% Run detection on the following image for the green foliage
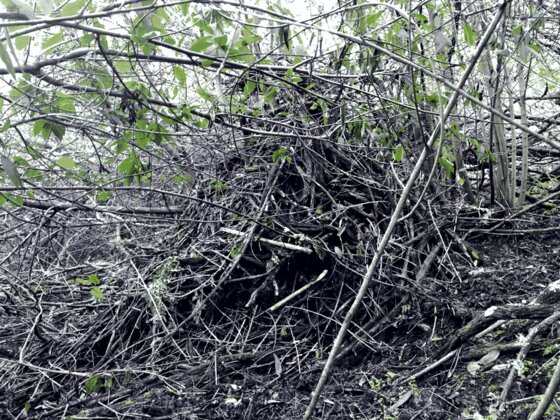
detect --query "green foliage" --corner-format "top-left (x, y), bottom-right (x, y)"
top-left (393, 145), bottom-right (404, 163)
top-left (368, 377), bottom-right (383, 391)
top-left (0, 119), bottom-right (9, 132)
top-left (15, 35), bottom-right (31, 50)
top-left (75, 274), bottom-right (100, 286)
top-left (209, 179), bottom-right (228, 193)
top-left (117, 150), bottom-right (146, 186)
top-left (172, 65), bottom-right (187, 86)
top-left (72, 275), bottom-right (103, 302)
top-left (96, 190), bottom-right (112, 202)
top-left (104, 375), bottom-right (113, 390)
top-left (0, 193), bottom-right (23, 207)
top-left (520, 359), bottom-right (533, 379)
top-left (83, 373), bottom-right (113, 395)
top-left (0, 41), bottom-right (15, 79)
top-left (271, 147), bottom-right (292, 164)
top-left (546, 401), bottom-right (560, 416)
top-left (263, 86), bottom-right (278, 106)
top-left (229, 245), bottom-right (242, 257)
top-left (470, 250), bottom-right (480, 265)
top-left (90, 287), bottom-right (104, 301)
top-left (80, 34), bottom-right (94, 47)
top-left (543, 344), bottom-right (560, 356)
top-left (1, 155), bottom-right (23, 187)
top-left (84, 374), bottom-right (101, 394)
top-left (42, 31), bottom-right (64, 50)
top-left (190, 36), bottom-right (213, 53)
top-left (196, 87), bottom-right (215, 103)
top-left (53, 93), bottom-right (76, 113)
top-left (463, 23), bottom-right (477, 46)
top-left (33, 120), bottom-right (65, 141)
top-left (56, 156), bottom-right (77, 170)
top-left (61, 0), bottom-right (85, 17)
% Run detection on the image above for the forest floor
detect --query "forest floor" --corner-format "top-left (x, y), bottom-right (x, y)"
top-left (178, 225), bottom-right (560, 420)
top-left (2, 200), bottom-right (560, 420)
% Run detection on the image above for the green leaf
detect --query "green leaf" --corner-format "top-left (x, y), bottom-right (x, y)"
top-left (117, 151), bottom-right (143, 185)
top-left (413, 13), bottom-right (428, 25)
top-left (56, 156), bottom-right (77, 170)
top-left (54, 94), bottom-right (76, 113)
top-left (114, 140), bottom-right (128, 154)
top-left (114, 60), bottom-right (131, 74)
top-left (393, 145), bottom-right (404, 162)
top-left (366, 11), bottom-right (383, 27)
top-left (196, 87), bottom-right (215, 102)
top-left (438, 156), bottom-right (454, 178)
top-left (33, 120), bottom-right (46, 137)
top-left (1, 155), bottom-right (22, 187)
top-left (79, 33), bottom-right (94, 47)
top-left (10, 194), bottom-right (24, 206)
top-left (172, 65), bottom-right (186, 86)
top-left (0, 119), bottom-right (8, 133)
top-left (11, 0), bottom-right (35, 19)
top-left (118, 159), bottom-right (133, 174)
top-left (37, 0), bottom-right (53, 15)
top-left (51, 123), bottom-right (65, 140)
top-left (200, 58), bottom-right (213, 68)
top-left (25, 147), bottom-right (39, 159)
top-left (264, 86), bottom-right (278, 105)
top-left (91, 287), bottom-right (103, 301)
top-left (135, 133), bottom-right (149, 150)
top-left (529, 42), bottom-right (542, 53)
top-left (40, 122), bottom-right (51, 140)
top-left (84, 374), bottom-right (101, 394)
top-left (24, 401), bottom-right (31, 413)
top-left (61, 0), bottom-right (84, 17)
top-left (42, 31), bottom-right (63, 50)
top-left (467, 361), bottom-right (480, 375)
top-left (272, 147), bottom-right (289, 164)
top-left (190, 36), bottom-right (213, 52)
top-left (214, 34), bottom-right (228, 48)
top-left (98, 35), bottom-right (109, 51)
top-left (12, 156), bottom-right (28, 166)
top-left (512, 25), bottom-right (523, 38)
top-left (0, 42), bottom-right (16, 79)
top-left (97, 190), bottom-right (111, 202)
top-left (463, 23), bottom-right (477, 46)
top-left (241, 27), bottom-right (261, 45)
top-left (15, 35), bottom-right (31, 50)
top-left (194, 18), bottom-right (214, 34)
top-left (243, 80), bottom-right (256, 96)
top-left (25, 168), bottom-right (43, 181)
top-left (450, 122), bottom-right (461, 136)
